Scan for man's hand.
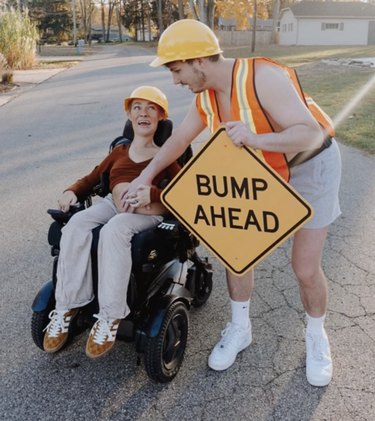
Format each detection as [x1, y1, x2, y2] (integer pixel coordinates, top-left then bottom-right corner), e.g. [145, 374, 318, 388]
[123, 185, 151, 211]
[225, 121, 259, 149]
[134, 185, 151, 208]
[58, 190, 78, 212]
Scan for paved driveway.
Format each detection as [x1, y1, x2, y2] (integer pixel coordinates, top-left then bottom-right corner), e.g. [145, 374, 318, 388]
[0, 45, 374, 421]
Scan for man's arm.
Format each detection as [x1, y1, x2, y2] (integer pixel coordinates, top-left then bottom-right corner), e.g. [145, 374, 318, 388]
[121, 100, 205, 210]
[143, 101, 205, 183]
[226, 62, 324, 153]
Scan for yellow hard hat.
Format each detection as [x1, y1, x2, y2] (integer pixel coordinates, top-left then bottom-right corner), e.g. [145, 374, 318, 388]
[124, 85, 169, 117]
[150, 19, 223, 67]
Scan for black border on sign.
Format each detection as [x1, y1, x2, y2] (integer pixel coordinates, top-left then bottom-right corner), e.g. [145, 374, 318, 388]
[162, 127, 313, 274]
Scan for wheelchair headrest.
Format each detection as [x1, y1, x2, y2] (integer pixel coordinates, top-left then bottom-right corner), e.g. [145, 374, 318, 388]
[122, 119, 173, 147]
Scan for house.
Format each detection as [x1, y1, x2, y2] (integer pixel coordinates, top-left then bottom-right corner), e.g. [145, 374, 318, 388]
[279, 1, 375, 45]
[218, 17, 237, 31]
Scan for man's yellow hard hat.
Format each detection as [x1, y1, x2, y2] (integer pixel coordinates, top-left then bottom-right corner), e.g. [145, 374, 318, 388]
[124, 85, 169, 118]
[150, 19, 223, 67]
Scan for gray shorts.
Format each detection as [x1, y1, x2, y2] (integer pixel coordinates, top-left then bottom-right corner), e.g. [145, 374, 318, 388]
[289, 139, 342, 229]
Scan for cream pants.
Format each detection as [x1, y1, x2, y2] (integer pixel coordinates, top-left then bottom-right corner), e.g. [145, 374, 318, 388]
[55, 195, 163, 320]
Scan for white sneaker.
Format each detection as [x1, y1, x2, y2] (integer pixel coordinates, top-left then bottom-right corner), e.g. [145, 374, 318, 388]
[305, 328, 333, 387]
[208, 322, 252, 371]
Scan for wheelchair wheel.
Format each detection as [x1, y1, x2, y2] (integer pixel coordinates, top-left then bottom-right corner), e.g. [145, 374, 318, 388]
[192, 269, 213, 308]
[31, 310, 51, 350]
[144, 301, 189, 383]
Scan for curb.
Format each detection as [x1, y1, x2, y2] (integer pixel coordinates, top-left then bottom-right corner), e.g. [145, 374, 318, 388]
[0, 67, 67, 107]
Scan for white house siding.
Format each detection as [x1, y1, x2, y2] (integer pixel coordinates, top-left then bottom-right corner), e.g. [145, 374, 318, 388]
[296, 19, 369, 45]
[279, 10, 298, 45]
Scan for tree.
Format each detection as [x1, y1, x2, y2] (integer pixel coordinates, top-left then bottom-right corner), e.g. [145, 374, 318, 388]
[120, 0, 178, 41]
[98, 0, 106, 41]
[216, 0, 252, 30]
[115, 0, 123, 41]
[176, 0, 185, 20]
[271, 0, 281, 43]
[1, 0, 20, 10]
[187, 0, 198, 20]
[151, 0, 179, 34]
[157, 0, 163, 34]
[251, 0, 257, 52]
[216, 0, 269, 30]
[120, 0, 137, 39]
[78, 0, 95, 42]
[106, 0, 116, 42]
[187, 0, 215, 27]
[29, 0, 73, 43]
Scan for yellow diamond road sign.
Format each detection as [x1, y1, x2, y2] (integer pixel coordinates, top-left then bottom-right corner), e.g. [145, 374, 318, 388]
[162, 127, 314, 275]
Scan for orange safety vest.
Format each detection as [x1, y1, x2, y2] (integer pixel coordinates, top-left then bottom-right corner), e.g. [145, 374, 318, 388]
[196, 57, 335, 182]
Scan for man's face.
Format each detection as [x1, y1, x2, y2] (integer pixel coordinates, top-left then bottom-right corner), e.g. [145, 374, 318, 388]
[167, 60, 207, 93]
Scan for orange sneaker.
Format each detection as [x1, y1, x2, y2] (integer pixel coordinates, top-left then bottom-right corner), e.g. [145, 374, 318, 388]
[86, 316, 120, 359]
[43, 309, 78, 353]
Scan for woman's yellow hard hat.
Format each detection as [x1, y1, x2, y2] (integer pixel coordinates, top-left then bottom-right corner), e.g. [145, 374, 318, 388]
[150, 19, 223, 67]
[124, 85, 168, 118]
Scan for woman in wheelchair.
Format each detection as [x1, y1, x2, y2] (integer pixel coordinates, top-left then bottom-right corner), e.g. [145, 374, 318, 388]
[43, 86, 181, 359]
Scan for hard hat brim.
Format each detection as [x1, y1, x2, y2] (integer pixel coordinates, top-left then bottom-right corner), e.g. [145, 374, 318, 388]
[150, 56, 167, 68]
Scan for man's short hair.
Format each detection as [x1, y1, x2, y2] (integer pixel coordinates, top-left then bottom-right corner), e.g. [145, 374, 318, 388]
[186, 54, 221, 64]
[165, 54, 221, 68]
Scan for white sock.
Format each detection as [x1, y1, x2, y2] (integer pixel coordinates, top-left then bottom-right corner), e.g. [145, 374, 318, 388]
[230, 299, 250, 328]
[306, 313, 326, 334]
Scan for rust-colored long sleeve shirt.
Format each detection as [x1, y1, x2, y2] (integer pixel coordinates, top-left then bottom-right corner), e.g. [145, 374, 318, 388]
[66, 144, 180, 202]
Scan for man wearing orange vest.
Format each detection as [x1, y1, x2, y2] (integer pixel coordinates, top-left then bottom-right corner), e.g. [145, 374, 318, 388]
[123, 19, 341, 387]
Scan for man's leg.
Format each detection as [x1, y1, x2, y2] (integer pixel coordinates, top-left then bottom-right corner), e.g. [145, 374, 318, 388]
[292, 226, 333, 387]
[208, 270, 254, 371]
[226, 269, 254, 301]
[292, 227, 328, 316]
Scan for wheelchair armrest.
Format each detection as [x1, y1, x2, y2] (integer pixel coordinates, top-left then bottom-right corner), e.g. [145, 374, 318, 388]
[158, 219, 200, 249]
[47, 203, 85, 224]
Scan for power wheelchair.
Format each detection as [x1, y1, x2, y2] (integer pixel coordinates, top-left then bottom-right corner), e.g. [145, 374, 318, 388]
[31, 119, 213, 383]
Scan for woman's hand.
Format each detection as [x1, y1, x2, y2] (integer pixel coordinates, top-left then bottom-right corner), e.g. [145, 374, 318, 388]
[121, 174, 151, 211]
[126, 185, 151, 210]
[58, 190, 78, 212]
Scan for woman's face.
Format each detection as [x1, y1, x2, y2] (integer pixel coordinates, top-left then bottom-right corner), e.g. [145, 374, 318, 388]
[128, 99, 163, 137]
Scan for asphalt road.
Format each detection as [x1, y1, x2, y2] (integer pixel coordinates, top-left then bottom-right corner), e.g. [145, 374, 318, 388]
[0, 45, 374, 421]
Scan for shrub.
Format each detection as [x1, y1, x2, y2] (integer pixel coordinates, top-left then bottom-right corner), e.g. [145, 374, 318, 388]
[0, 51, 12, 84]
[0, 51, 7, 72]
[2, 71, 13, 84]
[0, 8, 39, 70]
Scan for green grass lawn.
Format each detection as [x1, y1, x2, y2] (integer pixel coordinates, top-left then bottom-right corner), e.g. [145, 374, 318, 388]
[224, 45, 375, 154]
